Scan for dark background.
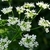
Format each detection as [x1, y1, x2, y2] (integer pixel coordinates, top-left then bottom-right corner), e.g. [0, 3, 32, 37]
[0, 0, 50, 50]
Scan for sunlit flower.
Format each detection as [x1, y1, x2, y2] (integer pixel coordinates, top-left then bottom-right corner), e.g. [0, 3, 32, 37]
[7, 17, 19, 26]
[25, 9, 38, 19]
[0, 37, 11, 50]
[36, 2, 49, 9]
[17, 21, 31, 31]
[16, 6, 25, 14]
[19, 34, 38, 50]
[23, 3, 35, 8]
[1, 6, 13, 14]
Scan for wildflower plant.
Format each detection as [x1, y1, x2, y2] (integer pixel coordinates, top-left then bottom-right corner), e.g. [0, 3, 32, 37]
[0, 0, 50, 50]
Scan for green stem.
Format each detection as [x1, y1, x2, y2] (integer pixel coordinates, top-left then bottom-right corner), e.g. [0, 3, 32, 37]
[19, 14, 20, 19]
[31, 26, 42, 30]
[12, 28, 20, 41]
[8, 0, 14, 17]
[32, 8, 42, 21]
[10, 26, 17, 31]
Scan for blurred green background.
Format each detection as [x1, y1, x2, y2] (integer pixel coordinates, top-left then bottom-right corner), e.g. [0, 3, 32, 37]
[0, 0, 50, 50]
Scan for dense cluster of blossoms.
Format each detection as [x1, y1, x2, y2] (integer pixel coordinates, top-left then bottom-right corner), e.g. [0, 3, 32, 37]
[0, 37, 11, 50]
[25, 9, 38, 19]
[7, 17, 19, 26]
[36, 2, 50, 9]
[38, 17, 50, 33]
[17, 21, 31, 31]
[23, 3, 35, 8]
[16, 6, 25, 14]
[19, 34, 38, 50]
[1, 6, 13, 14]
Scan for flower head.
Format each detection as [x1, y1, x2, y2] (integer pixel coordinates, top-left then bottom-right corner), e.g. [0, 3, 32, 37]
[7, 17, 19, 26]
[16, 6, 25, 14]
[25, 9, 38, 19]
[23, 3, 35, 8]
[38, 17, 50, 33]
[36, 2, 49, 9]
[17, 21, 31, 31]
[0, 37, 11, 50]
[1, 6, 13, 14]
[19, 34, 38, 50]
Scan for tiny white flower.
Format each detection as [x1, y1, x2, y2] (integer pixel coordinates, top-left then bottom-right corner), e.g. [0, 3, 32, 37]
[17, 21, 31, 31]
[19, 34, 38, 50]
[45, 28, 49, 33]
[16, 6, 25, 14]
[1, 6, 13, 14]
[2, 0, 8, 1]
[0, 15, 1, 20]
[23, 3, 35, 8]
[36, 2, 49, 9]
[7, 17, 19, 26]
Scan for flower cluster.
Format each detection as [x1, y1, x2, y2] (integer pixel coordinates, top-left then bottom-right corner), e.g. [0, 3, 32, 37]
[0, 37, 11, 50]
[36, 2, 49, 9]
[17, 21, 31, 31]
[1, 6, 13, 14]
[7, 17, 19, 26]
[38, 17, 50, 33]
[23, 3, 35, 8]
[19, 34, 38, 50]
[16, 6, 25, 14]
[25, 9, 38, 18]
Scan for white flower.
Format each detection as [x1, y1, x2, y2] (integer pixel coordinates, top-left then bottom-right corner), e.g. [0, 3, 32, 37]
[7, 17, 19, 26]
[38, 17, 50, 27]
[0, 15, 1, 20]
[2, 0, 8, 1]
[17, 21, 31, 31]
[25, 9, 38, 19]
[1, 6, 13, 14]
[23, 3, 35, 8]
[36, 2, 49, 9]
[0, 37, 11, 50]
[16, 6, 25, 14]
[45, 28, 49, 33]
[19, 34, 38, 50]
[38, 17, 50, 33]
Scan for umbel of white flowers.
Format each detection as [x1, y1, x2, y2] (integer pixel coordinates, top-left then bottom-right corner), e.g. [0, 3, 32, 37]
[17, 21, 31, 31]
[25, 9, 38, 18]
[38, 17, 50, 33]
[23, 3, 35, 8]
[7, 17, 19, 26]
[0, 37, 11, 50]
[19, 34, 39, 50]
[36, 2, 50, 9]
[16, 6, 25, 14]
[1, 6, 13, 14]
